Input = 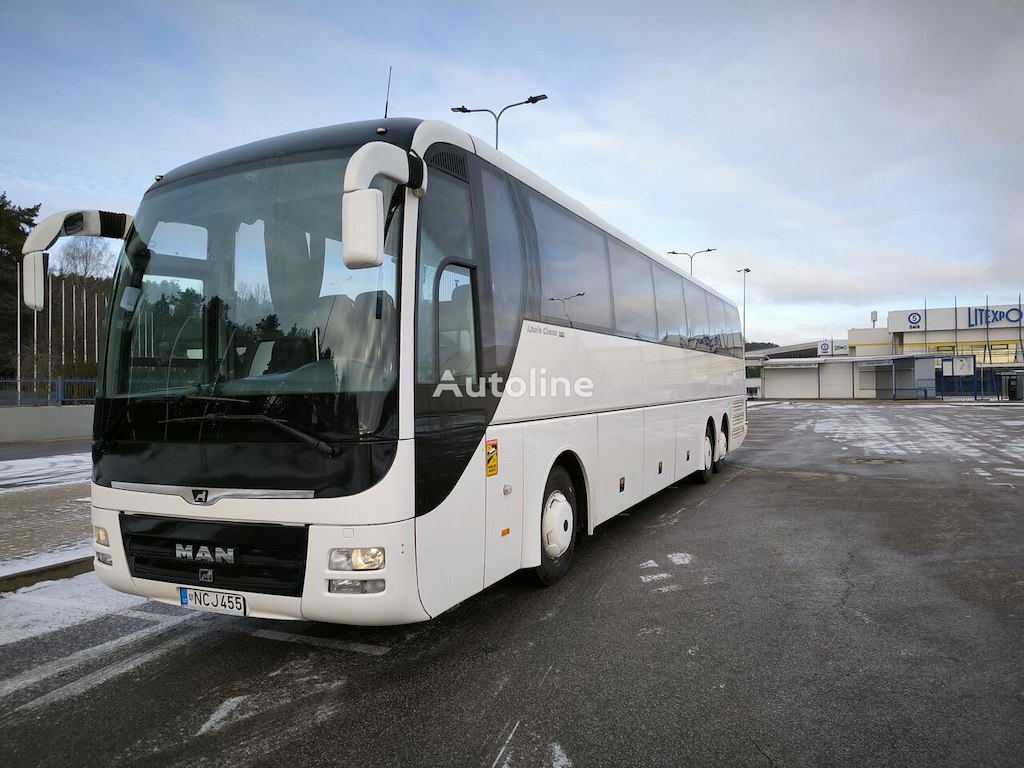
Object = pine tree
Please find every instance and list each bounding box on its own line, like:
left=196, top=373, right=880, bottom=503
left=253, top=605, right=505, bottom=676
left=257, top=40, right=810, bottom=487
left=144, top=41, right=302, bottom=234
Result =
left=0, top=193, right=41, bottom=378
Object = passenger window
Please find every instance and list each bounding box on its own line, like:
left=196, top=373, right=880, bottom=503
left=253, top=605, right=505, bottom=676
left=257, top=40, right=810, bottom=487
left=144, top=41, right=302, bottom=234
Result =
left=531, top=195, right=613, bottom=330
left=481, top=167, right=524, bottom=369
left=436, top=265, right=478, bottom=380
left=683, top=280, right=711, bottom=350
left=417, top=173, right=475, bottom=383
left=653, top=264, right=687, bottom=345
left=708, top=295, right=729, bottom=354
left=609, top=240, right=657, bottom=341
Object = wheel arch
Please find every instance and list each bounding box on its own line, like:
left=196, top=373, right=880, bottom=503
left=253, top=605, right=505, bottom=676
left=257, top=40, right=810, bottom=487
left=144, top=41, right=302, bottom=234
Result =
left=551, top=450, right=591, bottom=536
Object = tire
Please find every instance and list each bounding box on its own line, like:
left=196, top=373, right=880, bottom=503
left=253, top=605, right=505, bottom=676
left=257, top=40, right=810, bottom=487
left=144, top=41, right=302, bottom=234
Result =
left=712, top=422, right=727, bottom=473
left=696, top=424, right=715, bottom=484
left=535, top=466, right=578, bottom=586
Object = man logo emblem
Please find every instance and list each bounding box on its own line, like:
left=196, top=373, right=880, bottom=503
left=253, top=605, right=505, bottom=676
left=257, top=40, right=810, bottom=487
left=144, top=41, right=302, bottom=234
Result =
left=199, top=569, right=214, bottom=583
left=192, top=489, right=209, bottom=503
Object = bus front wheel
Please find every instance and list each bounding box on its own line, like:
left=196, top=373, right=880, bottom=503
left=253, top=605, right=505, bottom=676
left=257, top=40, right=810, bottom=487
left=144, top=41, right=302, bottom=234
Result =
left=535, top=466, right=578, bottom=586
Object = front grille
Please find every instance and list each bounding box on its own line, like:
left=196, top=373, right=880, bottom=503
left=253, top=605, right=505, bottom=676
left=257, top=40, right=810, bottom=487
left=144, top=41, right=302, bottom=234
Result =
left=120, top=514, right=308, bottom=597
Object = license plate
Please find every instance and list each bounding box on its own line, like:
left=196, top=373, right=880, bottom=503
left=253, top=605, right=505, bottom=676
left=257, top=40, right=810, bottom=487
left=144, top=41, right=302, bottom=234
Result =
left=178, top=587, right=246, bottom=616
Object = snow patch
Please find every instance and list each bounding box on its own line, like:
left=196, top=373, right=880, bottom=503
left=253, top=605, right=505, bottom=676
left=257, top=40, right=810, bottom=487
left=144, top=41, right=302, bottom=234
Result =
left=550, top=742, right=573, bottom=768
left=0, top=571, right=147, bottom=646
left=640, top=573, right=671, bottom=583
left=198, top=696, right=249, bottom=736
left=668, top=552, right=693, bottom=565
left=0, top=453, right=92, bottom=494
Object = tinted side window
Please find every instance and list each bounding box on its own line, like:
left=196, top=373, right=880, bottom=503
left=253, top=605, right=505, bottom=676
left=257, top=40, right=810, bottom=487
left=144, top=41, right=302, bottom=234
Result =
left=481, top=167, right=524, bottom=369
left=530, top=195, right=613, bottom=330
left=652, top=263, right=687, bottom=346
left=708, top=295, right=729, bottom=355
left=608, top=240, right=657, bottom=341
left=683, top=280, right=710, bottom=350
left=417, top=172, right=475, bottom=382
left=725, top=304, right=743, bottom=358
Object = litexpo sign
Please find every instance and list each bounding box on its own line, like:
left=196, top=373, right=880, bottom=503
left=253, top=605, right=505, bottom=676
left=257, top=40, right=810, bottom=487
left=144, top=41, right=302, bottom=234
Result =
left=966, top=307, right=1023, bottom=328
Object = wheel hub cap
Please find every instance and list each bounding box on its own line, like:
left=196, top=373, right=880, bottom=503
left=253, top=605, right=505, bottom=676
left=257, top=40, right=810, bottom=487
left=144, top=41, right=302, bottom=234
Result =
left=542, top=491, right=573, bottom=558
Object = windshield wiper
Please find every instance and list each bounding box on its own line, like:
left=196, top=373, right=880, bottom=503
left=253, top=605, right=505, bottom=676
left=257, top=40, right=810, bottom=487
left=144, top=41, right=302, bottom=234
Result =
left=159, top=413, right=337, bottom=458
left=132, top=393, right=249, bottom=405
left=96, top=393, right=250, bottom=453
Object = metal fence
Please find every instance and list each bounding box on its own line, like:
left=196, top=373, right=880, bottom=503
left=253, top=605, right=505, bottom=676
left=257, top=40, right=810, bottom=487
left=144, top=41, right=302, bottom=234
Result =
left=0, top=378, right=97, bottom=407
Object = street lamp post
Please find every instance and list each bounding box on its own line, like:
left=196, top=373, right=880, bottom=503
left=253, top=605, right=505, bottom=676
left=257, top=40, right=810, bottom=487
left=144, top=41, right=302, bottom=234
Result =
left=668, top=248, right=716, bottom=276
left=736, top=268, right=751, bottom=357
left=450, top=94, right=548, bottom=149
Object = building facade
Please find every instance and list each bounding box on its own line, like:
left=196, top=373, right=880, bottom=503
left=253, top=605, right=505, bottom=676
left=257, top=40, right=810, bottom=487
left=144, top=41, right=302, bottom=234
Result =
left=755, top=301, right=1024, bottom=401
left=850, top=303, right=1024, bottom=364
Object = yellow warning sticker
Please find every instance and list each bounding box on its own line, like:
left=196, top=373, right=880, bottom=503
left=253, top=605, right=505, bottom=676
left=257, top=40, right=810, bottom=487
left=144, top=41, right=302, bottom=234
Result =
left=486, top=439, right=498, bottom=477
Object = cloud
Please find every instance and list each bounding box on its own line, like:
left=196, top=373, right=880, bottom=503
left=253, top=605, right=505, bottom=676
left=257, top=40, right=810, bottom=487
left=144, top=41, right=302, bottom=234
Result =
left=1, top=0, right=1020, bottom=346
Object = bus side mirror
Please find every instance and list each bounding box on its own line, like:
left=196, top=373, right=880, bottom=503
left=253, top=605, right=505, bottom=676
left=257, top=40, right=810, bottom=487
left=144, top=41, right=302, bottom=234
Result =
left=340, top=141, right=426, bottom=270
left=22, top=251, right=47, bottom=311
left=341, top=188, right=385, bottom=269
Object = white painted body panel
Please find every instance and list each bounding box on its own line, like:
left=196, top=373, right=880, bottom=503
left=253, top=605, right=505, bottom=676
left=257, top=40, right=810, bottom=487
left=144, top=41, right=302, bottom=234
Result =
left=484, top=425, right=525, bottom=588
left=414, top=438, right=486, bottom=617
left=493, top=322, right=743, bottom=423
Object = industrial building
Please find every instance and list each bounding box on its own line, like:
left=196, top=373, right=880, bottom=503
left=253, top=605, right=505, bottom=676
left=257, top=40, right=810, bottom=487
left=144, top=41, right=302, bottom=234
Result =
left=750, top=302, right=1024, bottom=401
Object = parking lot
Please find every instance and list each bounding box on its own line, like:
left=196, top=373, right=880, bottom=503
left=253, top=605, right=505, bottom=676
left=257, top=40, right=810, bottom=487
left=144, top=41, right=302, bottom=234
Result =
left=1, top=401, right=1022, bottom=767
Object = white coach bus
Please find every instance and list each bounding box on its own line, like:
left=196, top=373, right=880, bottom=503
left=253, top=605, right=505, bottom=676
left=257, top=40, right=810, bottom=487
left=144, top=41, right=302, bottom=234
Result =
left=21, top=118, right=746, bottom=625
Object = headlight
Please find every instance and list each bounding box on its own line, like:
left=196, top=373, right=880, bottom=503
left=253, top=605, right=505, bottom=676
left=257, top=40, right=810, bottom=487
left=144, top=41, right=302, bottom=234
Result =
left=94, top=526, right=109, bottom=546
left=329, top=547, right=385, bottom=571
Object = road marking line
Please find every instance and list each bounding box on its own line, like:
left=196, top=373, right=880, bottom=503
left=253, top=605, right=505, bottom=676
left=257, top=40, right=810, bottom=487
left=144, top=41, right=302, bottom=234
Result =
left=10, top=625, right=207, bottom=716
left=0, top=612, right=196, bottom=699
left=491, top=719, right=520, bottom=768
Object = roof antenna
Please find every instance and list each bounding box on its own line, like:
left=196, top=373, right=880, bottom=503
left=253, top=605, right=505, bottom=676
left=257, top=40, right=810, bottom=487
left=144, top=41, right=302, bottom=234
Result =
left=384, top=66, right=393, bottom=118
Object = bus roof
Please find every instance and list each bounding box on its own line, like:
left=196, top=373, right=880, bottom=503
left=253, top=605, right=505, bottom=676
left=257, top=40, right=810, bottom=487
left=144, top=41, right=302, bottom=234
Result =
left=150, top=117, right=736, bottom=309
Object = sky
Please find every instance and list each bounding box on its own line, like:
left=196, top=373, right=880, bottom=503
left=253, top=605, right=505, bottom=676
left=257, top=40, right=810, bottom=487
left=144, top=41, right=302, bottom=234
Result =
left=2, top=0, right=1022, bottom=344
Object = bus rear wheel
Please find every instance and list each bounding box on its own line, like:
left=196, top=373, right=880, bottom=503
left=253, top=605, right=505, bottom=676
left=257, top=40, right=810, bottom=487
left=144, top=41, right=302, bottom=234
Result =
left=713, top=423, right=727, bottom=473
left=535, top=466, right=578, bottom=586
left=696, top=425, right=715, bottom=484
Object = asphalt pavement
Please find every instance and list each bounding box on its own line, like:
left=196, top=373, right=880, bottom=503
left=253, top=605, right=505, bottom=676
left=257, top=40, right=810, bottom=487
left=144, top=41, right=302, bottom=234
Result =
left=0, top=401, right=1022, bottom=767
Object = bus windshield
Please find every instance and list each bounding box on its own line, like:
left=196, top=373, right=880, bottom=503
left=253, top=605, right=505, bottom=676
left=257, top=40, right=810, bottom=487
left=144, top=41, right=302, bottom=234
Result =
left=99, top=150, right=402, bottom=440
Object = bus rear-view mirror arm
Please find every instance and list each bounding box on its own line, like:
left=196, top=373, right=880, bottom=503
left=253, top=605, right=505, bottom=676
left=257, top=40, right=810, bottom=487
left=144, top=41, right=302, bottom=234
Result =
left=21, top=210, right=134, bottom=311
left=342, top=142, right=427, bottom=269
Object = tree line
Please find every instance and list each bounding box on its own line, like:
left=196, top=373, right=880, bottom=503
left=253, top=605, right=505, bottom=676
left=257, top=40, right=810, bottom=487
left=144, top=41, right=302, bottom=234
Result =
left=1, top=192, right=115, bottom=380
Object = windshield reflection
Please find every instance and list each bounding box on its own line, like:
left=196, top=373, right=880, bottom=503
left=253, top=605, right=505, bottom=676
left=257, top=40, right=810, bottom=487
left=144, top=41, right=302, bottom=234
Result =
left=99, top=150, right=401, bottom=439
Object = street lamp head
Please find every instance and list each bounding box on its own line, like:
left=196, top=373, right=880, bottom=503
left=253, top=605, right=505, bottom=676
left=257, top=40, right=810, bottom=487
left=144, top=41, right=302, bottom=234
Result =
left=451, top=106, right=471, bottom=113
left=526, top=94, right=548, bottom=104
left=737, top=267, right=751, bottom=274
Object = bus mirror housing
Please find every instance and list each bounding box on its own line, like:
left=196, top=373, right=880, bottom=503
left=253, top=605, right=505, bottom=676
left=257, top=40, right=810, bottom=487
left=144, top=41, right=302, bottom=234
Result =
left=341, top=142, right=427, bottom=270
left=341, top=188, right=385, bottom=269
left=22, top=251, right=47, bottom=311
left=21, top=209, right=134, bottom=310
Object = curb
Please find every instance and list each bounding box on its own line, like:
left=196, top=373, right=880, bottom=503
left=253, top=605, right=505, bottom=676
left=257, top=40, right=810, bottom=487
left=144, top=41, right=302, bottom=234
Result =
left=0, top=556, right=94, bottom=593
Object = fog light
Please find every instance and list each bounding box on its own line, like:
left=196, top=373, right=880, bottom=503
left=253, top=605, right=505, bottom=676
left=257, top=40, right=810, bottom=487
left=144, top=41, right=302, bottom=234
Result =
left=328, top=578, right=385, bottom=594
left=96, top=552, right=113, bottom=566
left=94, top=526, right=109, bottom=547
left=328, top=547, right=385, bottom=571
